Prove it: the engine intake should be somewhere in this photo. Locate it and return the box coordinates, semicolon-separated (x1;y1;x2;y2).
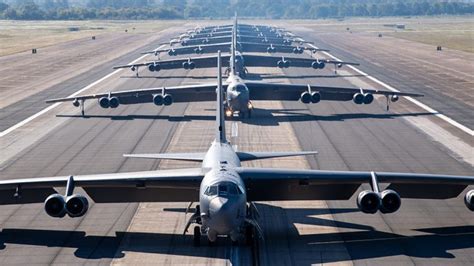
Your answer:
109;97;119;108
153;94;164;106
300;92;312;104
277;60;290;68
65;194;89;217
72;99;80;107
363;93;374;104
380;189;401;213
168;49;177;56
311;61;325;69
148;63;161;72
357;190;380;214
353;93;364;105
391;95;399;102
163;94;173;106
465;190;474;211
44;194;66;218
267;47;276;53
98;97;110;108
311;92;321;103
183;61;196;70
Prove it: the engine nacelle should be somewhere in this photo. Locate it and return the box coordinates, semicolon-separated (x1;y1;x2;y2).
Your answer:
98;97;110;108
72;99;80;107
357;190;380;214
311;61;325;69
183;61;196;70
44;194;66;218
168;49;177;56
267;47;276;53
353;93;364;105
108;97;119;108
181;41;188;46
300;91;312;104
148;63;161;72
153;94;164;106
293;47;304;54
130;66;136;72
311;92;321;103
363;93;374;104
391;95;399;102
163;94;173;106
194;47;203;54
65;194;89;217
380;189;401;213
277;60;290;68
465;190;474;211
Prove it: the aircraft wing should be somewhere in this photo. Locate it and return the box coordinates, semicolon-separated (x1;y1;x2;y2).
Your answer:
244;81;422;102
238;42;329;53
236;167;474;201
0;168;205;204
142;42;233;56
113;54;231;71
46;82;223;104
242;54;359;68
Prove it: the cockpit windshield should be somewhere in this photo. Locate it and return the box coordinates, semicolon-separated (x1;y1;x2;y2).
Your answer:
204;182;243;197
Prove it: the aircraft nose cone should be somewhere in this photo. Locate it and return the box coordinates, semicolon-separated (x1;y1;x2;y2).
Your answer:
208;197;235;234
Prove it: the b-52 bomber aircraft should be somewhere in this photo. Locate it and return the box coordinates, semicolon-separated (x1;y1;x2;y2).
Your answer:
142;40;327;57
3;53;473;246
115;19;356;78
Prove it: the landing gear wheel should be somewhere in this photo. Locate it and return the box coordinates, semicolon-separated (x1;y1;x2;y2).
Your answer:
193;226;201;247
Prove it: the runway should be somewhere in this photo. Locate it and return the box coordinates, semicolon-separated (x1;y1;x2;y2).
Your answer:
0;22;473;265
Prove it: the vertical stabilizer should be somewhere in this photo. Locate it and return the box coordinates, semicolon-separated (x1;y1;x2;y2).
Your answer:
216;51;227;143
230;14;237;75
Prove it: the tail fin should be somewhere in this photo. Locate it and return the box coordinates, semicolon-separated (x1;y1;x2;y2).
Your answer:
229;14;237;75
216;51;227;143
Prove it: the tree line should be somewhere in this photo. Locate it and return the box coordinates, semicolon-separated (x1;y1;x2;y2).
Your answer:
0;0;473;20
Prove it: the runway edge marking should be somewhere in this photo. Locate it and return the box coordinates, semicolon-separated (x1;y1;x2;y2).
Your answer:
308;43;474;136
0;45;166;138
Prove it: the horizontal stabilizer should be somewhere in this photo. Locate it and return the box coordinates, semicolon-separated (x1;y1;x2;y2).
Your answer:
124;153;206;162
236;151;317;162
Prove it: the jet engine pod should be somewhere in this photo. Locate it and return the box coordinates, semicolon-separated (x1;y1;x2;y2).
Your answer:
465;190;474;211
188;61;196;70
153;94;164;106
267;47;276;53
65;194;89;217
363;93;374;104
98;97;110;108
148;63;161;72
109;97;119;108
72;99;80;107
163;94;173;106
194;47;203;54
130;66;136;72
311;92;321;103
390;95;399;102
352;93;364;105
379;189;401;213
357;190;380;214
311;61;325;69
44;194;66;218
168;49;177;56
277;60;285;68
300;91;312;104
293;47;304;54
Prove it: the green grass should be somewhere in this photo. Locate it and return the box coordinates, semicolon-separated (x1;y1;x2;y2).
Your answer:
0;20;181;56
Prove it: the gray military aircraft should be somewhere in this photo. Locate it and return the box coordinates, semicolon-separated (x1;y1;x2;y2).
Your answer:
47;23;421;118
2;53;473;246
115;18;357;77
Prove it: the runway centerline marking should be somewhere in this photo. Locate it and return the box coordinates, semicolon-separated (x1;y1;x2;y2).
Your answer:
0;45;166;138
308;43;473;136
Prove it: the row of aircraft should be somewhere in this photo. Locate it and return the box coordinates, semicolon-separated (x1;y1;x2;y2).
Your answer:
1;17;472;247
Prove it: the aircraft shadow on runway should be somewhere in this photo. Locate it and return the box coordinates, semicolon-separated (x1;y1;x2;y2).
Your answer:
0;204;473;263
56;110;435;127
119;73;365;80
120;75;217;80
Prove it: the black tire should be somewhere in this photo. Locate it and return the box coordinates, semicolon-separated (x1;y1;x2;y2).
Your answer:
193;226;201;247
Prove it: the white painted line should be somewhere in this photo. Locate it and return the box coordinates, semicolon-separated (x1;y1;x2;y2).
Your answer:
231;121;238;137
0;45;166;138
308;43;474;136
